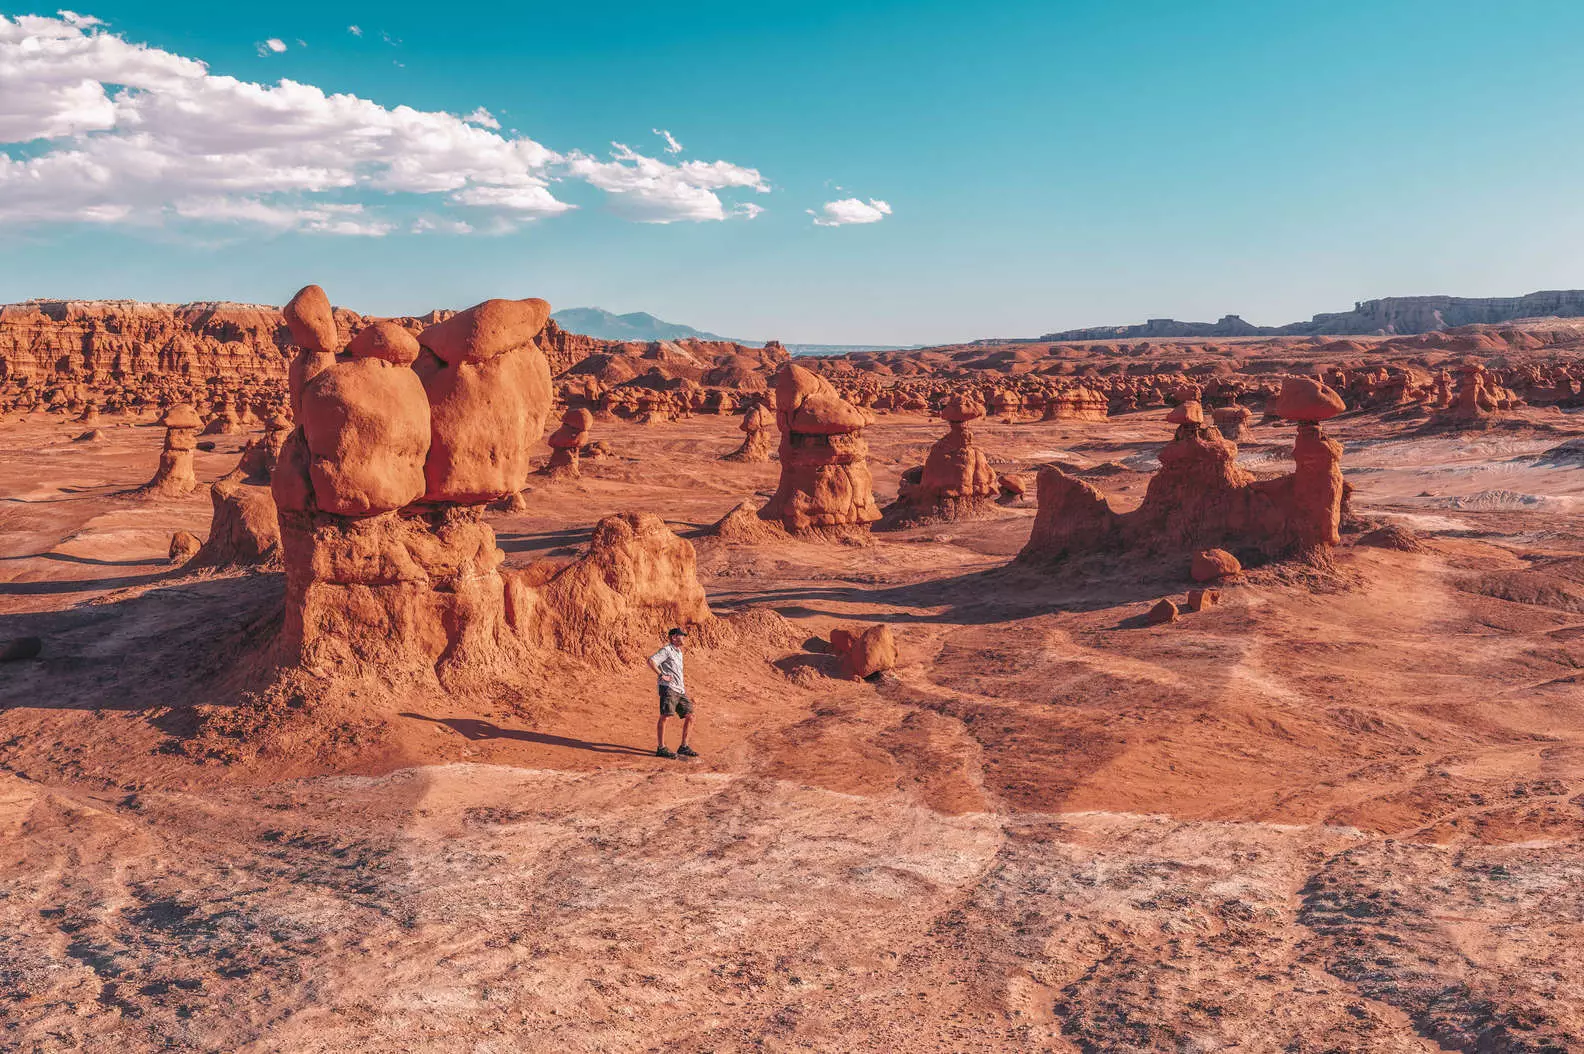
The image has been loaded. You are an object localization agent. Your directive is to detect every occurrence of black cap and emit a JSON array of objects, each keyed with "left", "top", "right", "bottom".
[{"left": 668, "top": 627, "right": 687, "bottom": 637}]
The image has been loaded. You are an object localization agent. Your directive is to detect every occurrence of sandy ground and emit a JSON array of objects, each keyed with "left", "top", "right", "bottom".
[{"left": 2, "top": 407, "right": 1584, "bottom": 1052}]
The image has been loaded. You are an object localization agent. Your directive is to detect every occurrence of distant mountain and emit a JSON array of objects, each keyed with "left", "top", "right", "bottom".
[
  {"left": 550, "top": 307, "right": 737, "bottom": 343},
  {"left": 550, "top": 307, "right": 919, "bottom": 357},
  {"left": 1038, "top": 290, "right": 1584, "bottom": 341}
]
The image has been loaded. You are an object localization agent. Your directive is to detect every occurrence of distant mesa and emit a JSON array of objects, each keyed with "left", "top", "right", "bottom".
[{"left": 1036, "top": 290, "right": 1584, "bottom": 341}]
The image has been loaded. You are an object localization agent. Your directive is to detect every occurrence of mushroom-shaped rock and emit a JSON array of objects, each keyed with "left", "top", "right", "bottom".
[
  {"left": 1191, "top": 548, "right": 1242, "bottom": 582},
  {"left": 283, "top": 284, "right": 341, "bottom": 353},
  {"left": 1274, "top": 377, "right": 1346, "bottom": 422},
  {"left": 830, "top": 624, "right": 897, "bottom": 681},
  {"left": 544, "top": 407, "right": 594, "bottom": 479},
  {"left": 347, "top": 321, "right": 421, "bottom": 365},
  {"left": 723, "top": 402, "right": 775, "bottom": 462},
  {"left": 161, "top": 403, "right": 201, "bottom": 430},
  {"left": 760, "top": 364, "right": 880, "bottom": 534},
  {"left": 1165, "top": 400, "right": 1204, "bottom": 426},
  {"left": 297, "top": 359, "right": 431, "bottom": 516},
  {"left": 940, "top": 393, "right": 986, "bottom": 424}
]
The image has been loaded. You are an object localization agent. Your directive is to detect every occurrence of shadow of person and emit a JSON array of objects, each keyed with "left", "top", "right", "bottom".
[{"left": 398, "top": 713, "right": 654, "bottom": 757}]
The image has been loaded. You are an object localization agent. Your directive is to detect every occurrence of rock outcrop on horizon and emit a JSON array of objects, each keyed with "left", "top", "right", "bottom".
[{"left": 1037, "top": 289, "right": 1584, "bottom": 341}]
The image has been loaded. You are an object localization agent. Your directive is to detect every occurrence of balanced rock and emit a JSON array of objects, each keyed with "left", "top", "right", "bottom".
[
  {"left": 723, "top": 401, "right": 775, "bottom": 463},
  {"left": 885, "top": 393, "right": 997, "bottom": 525},
  {"left": 758, "top": 364, "right": 880, "bottom": 535},
  {"left": 544, "top": 407, "right": 594, "bottom": 480},
  {"left": 138, "top": 403, "right": 202, "bottom": 497}
]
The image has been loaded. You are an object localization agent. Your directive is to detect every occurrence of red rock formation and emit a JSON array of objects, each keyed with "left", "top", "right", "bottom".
[
  {"left": 270, "top": 286, "right": 718, "bottom": 687},
  {"left": 722, "top": 401, "right": 774, "bottom": 463},
  {"left": 1020, "top": 377, "right": 1347, "bottom": 565},
  {"left": 758, "top": 364, "right": 880, "bottom": 536},
  {"left": 138, "top": 403, "right": 201, "bottom": 497},
  {"left": 544, "top": 407, "right": 594, "bottom": 479},
  {"left": 830, "top": 624, "right": 897, "bottom": 680},
  {"left": 885, "top": 393, "right": 997, "bottom": 525}
]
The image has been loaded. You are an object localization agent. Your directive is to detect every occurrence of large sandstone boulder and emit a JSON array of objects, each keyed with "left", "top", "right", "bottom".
[
  {"left": 416, "top": 299, "right": 554, "bottom": 504},
  {"left": 296, "top": 358, "right": 431, "bottom": 516}
]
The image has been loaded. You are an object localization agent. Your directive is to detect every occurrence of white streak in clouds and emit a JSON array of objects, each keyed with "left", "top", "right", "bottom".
[
  {"left": 652, "top": 128, "right": 682, "bottom": 154},
  {"left": 0, "top": 13, "right": 772, "bottom": 235},
  {"left": 808, "top": 197, "right": 892, "bottom": 227},
  {"left": 256, "top": 37, "right": 286, "bottom": 57},
  {"left": 347, "top": 24, "right": 362, "bottom": 37}
]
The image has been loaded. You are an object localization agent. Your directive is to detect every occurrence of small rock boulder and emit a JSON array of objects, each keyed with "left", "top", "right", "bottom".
[
  {"left": 1191, "top": 548, "right": 1242, "bottom": 582},
  {"left": 829, "top": 624, "right": 896, "bottom": 680}
]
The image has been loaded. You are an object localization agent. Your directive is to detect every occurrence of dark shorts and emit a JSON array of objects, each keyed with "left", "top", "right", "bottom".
[{"left": 659, "top": 686, "right": 693, "bottom": 718}]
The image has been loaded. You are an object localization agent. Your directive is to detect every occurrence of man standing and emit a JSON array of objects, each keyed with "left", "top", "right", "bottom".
[{"left": 648, "top": 627, "right": 698, "bottom": 759}]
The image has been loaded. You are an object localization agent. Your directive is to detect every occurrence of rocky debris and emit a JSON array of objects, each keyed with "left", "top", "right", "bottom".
[
  {"left": 723, "top": 400, "right": 775, "bottom": 462},
  {"left": 1021, "top": 377, "right": 1348, "bottom": 565},
  {"left": 544, "top": 408, "right": 593, "bottom": 480},
  {"left": 1145, "top": 598, "right": 1179, "bottom": 625},
  {"left": 168, "top": 530, "right": 202, "bottom": 564},
  {"left": 884, "top": 393, "right": 998, "bottom": 526},
  {"left": 137, "top": 403, "right": 202, "bottom": 497},
  {"left": 1192, "top": 548, "right": 1242, "bottom": 582},
  {"left": 1184, "top": 588, "right": 1219, "bottom": 612},
  {"left": 757, "top": 364, "right": 880, "bottom": 536},
  {"left": 830, "top": 623, "right": 897, "bottom": 680}
]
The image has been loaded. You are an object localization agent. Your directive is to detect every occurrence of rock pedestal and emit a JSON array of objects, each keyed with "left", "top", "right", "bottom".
[
  {"left": 723, "top": 402, "right": 775, "bottom": 462},
  {"left": 885, "top": 393, "right": 997, "bottom": 525},
  {"left": 139, "top": 403, "right": 201, "bottom": 496},
  {"left": 758, "top": 364, "right": 880, "bottom": 535},
  {"left": 544, "top": 408, "right": 593, "bottom": 479}
]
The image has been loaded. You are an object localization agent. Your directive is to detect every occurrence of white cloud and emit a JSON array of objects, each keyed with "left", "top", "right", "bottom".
[
  {"left": 652, "top": 127, "right": 682, "bottom": 154},
  {"left": 256, "top": 37, "right": 287, "bottom": 57},
  {"left": 412, "top": 216, "right": 474, "bottom": 234},
  {"left": 347, "top": 24, "right": 362, "bottom": 36},
  {"left": 0, "top": 13, "right": 771, "bottom": 234},
  {"left": 808, "top": 197, "right": 892, "bottom": 227},
  {"left": 565, "top": 142, "right": 768, "bottom": 223}
]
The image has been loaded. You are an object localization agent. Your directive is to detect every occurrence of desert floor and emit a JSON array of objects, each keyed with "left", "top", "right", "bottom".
[{"left": 3, "top": 408, "right": 1584, "bottom": 1052}]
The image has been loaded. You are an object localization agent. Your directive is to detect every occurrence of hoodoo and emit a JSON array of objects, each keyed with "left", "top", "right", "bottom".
[
  {"left": 137, "top": 403, "right": 201, "bottom": 497},
  {"left": 757, "top": 363, "right": 880, "bottom": 535},
  {"left": 1020, "top": 376, "right": 1348, "bottom": 565},
  {"left": 885, "top": 392, "right": 998, "bottom": 525},
  {"left": 268, "top": 285, "right": 715, "bottom": 686},
  {"left": 544, "top": 407, "right": 594, "bottom": 480},
  {"left": 723, "top": 399, "right": 775, "bottom": 462}
]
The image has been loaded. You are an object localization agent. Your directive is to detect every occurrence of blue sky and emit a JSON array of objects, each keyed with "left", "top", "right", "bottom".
[{"left": 4, "top": 1, "right": 1584, "bottom": 343}]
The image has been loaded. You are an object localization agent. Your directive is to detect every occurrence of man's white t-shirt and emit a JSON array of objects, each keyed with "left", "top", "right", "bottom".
[{"left": 651, "top": 644, "right": 686, "bottom": 695}]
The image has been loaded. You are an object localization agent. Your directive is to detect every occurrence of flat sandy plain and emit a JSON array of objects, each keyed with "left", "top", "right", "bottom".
[{"left": 3, "top": 407, "right": 1584, "bottom": 1052}]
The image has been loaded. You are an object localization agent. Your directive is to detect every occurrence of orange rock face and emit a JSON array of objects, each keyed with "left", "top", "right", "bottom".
[
  {"left": 417, "top": 303, "right": 554, "bottom": 504},
  {"left": 296, "top": 358, "right": 431, "bottom": 517},
  {"left": 723, "top": 401, "right": 775, "bottom": 463}
]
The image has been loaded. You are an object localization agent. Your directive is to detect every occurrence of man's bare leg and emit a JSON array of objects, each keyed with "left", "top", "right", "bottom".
[
  {"left": 679, "top": 713, "right": 693, "bottom": 750},
  {"left": 656, "top": 714, "right": 668, "bottom": 751}
]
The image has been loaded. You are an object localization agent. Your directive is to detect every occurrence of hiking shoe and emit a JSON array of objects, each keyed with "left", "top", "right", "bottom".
[
  {"left": 677, "top": 745, "right": 698, "bottom": 758},
  {"left": 656, "top": 746, "right": 676, "bottom": 759}
]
